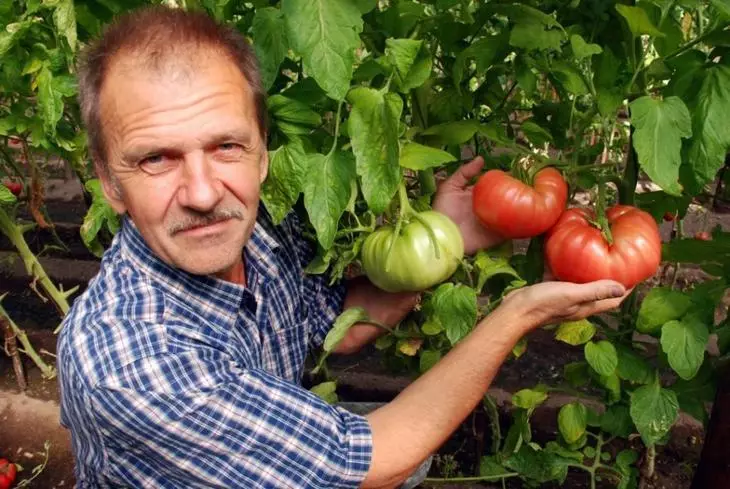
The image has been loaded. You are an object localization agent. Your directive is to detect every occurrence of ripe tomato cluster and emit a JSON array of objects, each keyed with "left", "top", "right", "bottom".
[
  {"left": 0, "top": 458, "right": 16, "bottom": 489},
  {"left": 472, "top": 168, "right": 662, "bottom": 288}
]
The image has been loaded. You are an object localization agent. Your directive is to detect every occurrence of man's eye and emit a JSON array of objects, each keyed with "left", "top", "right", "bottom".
[
  {"left": 218, "top": 143, "right": 241, "bottom": 152},
  {"left": 141, "top": 154, "right": 163, "bottom": 165},
  {"left": 139, "top": 154, "right": 176, "bottom": 175}
]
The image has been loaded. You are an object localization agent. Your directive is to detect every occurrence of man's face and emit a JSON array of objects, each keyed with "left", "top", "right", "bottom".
[{"left": 98, "top": 51, "right": 267, "bottom": 280}]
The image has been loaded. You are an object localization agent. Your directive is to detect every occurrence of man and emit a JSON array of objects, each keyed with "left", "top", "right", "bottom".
[{"left": 57, "top": 6, "right": 628, "bottom": 489}]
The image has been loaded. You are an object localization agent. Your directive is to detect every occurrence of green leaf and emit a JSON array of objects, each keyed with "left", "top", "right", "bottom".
[
  {"left": 521, "top": 120, "right": 553, "bottom": 146},
  {"left": 684, "top": 65, "right": 730, "bottom": 190},
  {"left": 323, "top": 307, "right": 369, "bottom": 351},
  {"left": 453, "top": 34, "right": 506, "bottom": 86},
  {"left": 616, "top": 345, "right": 654, "bottom": 385},
  {"left": 252, "top": 8, "right": 289, "bottom": 90},
  {"left": 80, "top": 179, "right": 119, "bottom": 257},
  {"left": 564, "top": 362, "right": 591, "bottom": 387},
  {"left": 660, "top": 315, "right": 709, "bottom": 380},
  {"left": 432, "top": 283, "right": 478, "bottom": 345},
  {"left": 550, "top": 60, "right": 588, "bottom": 95},
  {"left": 636, "top": 287, "right": 693, "bottom": 334},
  {"left": 261, "top": 140, "right": 308, "bottom": 224},
  {"left": 310, "top": 381, "right": 338, "bottom": 404},
  {"left": 282, "top": 0, "right": 363, "bottom": 101},
  {"left": 502, "top": 445, "right": 570, "bottom": 484},
  {"left": 395, "top": 42, "right": 432, "bottom": 92},
  {"left": 558, "top": 402, "right": 587, "bottom": 444},
  {"left": 630, "top": 96, "right": 692, "bottom": 196},
  {"left": 0, "top": 185, "right": 17, "bottom": 206},
  {"left": 510, "top": 23, "right": 565, "bottom": 52},
  {"left": 601, "top": 404, "right": 634, "bottom": 438},
  {"left": 53, "top": 0, "right": 77, "bottom": 52},
  {"left": 303, "top": 150, "right": 356, "bottom": 249},
  {"left": 399, "top": 142, "right": 456, "bottom": 170},
  {"left": 570, "top": 34, "right": 602, "bottom": 59},
  {"left": 474, "top": 251, "right": 524, "bottom": 291},
  {"left": 36, "top": 66, "right": 64, "bottom": 138},
  {"left": 630, "top": 378, "right": 679, "bottom": 445},
  {"left": 490, "top": 3, "right": 562, "bottom": 28},
  {"left": 584, "top": 340, "right": 618, "bottom": 376},
  {"left": 710, "top": 0, "right": 730, "bottom": 17},
  {"left": 347, "top": 87, "right": 403, "bottom": 214},
  {"left": 384, "top": 38, "right": 421, "bottom": 80},
  {"left": 616, "top": 449, "right": 639, "bottom": 468},
  {"left": 512, "top": 337, "right": 528, "bottom": 358},
  {"left": 0, "top": 21, "right": 31, "bottom": 57},
  {"left": 555, "top": 319, "right": 596, "bottom": 346},
  {"left": 512, "top": 388, "right": 548, "bottom": 410},
  {"left": 421, "top": 319, "right": 443, "bottom": 336},
  {"left": 479, "top": 456, "right": 512, "bottom": 477},
  {"left": 268, "top": 95, "right": 322, "bottom": 127},
  {"left": 419, "top": 349, "right": 441, "bottom": 373},
  {"left": 615, "top": 4, "right": 665, "bottom": 37},
  {"left": 421, "top": 120, "right": 482, "bottom": 145}
]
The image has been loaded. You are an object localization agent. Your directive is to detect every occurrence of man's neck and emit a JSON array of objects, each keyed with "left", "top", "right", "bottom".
[{"left": 214, "top": 259, "right": 246, "bottom": 286}]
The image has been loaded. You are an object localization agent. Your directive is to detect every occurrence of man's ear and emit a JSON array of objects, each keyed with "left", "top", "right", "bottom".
[
  {"left": 258, "top": 148, "right": 269, "bottom": 184},
  {"left": 96, "top": 164, "right": 127, "bottom": 215}
]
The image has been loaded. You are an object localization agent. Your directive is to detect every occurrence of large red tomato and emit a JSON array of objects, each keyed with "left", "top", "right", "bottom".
[
  {"left": 545, "top": 205, "right": 662, "bottom": 288},
  {"left": 472, "top": 167, "right": 568, "bottom": 238}
]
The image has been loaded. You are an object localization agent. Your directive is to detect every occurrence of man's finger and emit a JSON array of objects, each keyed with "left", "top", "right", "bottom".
[{"left": 442, "top": 156, "right": 484, "bottom": 190}]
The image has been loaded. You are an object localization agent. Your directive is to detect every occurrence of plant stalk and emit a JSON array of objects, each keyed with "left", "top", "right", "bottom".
[{"left": 0, "top": 300, "right": 56, "bottom": 379}]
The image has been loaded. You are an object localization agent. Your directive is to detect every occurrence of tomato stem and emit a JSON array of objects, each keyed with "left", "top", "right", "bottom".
[
  {"left": 411, "top": 212, "right": 441, "bottom": 260},
  {"left": 595, "top": 180, "right": 613, "bottom": 245}
]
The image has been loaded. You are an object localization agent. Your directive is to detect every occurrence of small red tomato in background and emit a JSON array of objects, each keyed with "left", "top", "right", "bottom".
[
  {"left": 545, "top": 205, "right": 662, "bottom": 288},
  {"left": 0, "top": 458, "right": 16, "bottom": 489},
  {"left": 472, "top": 167, "right": 568, "bottom": 239},
  {"left": 694, "top": 231, "right": 711, "bottom": 241},
  {"left": 663, "top": 211, "right": 676, "bottom": 221},
  {"left": 2, "top": 181, "right": 22, "bottom": 196}
]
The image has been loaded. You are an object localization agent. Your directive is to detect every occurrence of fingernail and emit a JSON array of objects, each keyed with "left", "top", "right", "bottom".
[{"left": 611, "top": 286, "right": 625, "bottom": 297}]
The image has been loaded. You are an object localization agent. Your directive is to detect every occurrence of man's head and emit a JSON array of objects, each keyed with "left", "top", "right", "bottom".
[{"left": 77, "top": 6, "right": 269, "bottom": 281}]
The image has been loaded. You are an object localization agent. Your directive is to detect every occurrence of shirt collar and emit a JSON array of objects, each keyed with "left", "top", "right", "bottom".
[{"left": 118, "top": 206, "right": 281, "bottom": 320}]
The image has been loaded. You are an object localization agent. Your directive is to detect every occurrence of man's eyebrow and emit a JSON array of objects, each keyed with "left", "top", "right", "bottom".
[{"left": 206, "top": 130, "right": 253, "bottom": 146}]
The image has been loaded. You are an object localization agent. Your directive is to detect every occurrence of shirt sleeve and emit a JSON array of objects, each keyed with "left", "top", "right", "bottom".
[
  {"left": 287, "top": 212, "right": 348, "bottom": 349},
  {"left": 91, "top": 349, "right": 372, "bottom": 488}
]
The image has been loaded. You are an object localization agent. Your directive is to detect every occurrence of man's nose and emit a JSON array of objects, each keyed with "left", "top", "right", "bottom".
[{"left": 177, "top": 152, "right": 224, "bottom": 212}]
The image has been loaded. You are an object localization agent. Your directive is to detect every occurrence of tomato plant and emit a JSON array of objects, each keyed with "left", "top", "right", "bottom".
[
  {"left": 473, "top": 167, "right": 568, "bottom": 239},
  {"left": 1, "top": 0, "right": 730, "bottom": 487},
  {"left": 546, "top": 205, "right": 662, "bottom": 288}
]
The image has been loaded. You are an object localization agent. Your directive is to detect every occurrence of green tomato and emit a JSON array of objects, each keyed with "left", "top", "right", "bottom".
[{"left": 361, "top": 210, "right": 465, "bottom": 292}]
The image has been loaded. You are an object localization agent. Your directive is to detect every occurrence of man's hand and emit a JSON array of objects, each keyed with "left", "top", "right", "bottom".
[
  {"left": 432, "top": 156, "right": 503, "bottom": 254},
  {"left": 501, "top": 279, "right": 629, "bottom": 330}
]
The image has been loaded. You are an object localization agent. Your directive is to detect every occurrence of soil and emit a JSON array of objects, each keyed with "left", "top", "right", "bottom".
[{"left": 1, "top": 179, "right": 729, "bottom": 488}]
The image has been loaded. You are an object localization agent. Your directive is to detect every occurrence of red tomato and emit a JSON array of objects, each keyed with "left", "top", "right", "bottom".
[
  {"left": 545, "top": 205, "right": 662, "bottom": 288},
  {"left": 0, "top": 459, "right": 16, "bottom": 489},
  {"left": 663, "top": 212, "right": 676, "bottom": 221},
  {"left": 472, "top": 167, "right": 568, "bottom": 239},
  {"left": 694, "top": 231, "right": 711, "bottom": 241},
  {"left": 2, "top": 181, "right": 21, "bottom": 196}
]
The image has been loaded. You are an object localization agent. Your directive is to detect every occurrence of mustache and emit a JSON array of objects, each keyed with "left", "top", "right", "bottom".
[{"left": 168, "top": 208, "right": 244, "bottom": 235}]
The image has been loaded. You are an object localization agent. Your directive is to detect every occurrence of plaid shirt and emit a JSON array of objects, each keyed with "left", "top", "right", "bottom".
[{"left": 57, "top": 208, "right": 373, "bottom": 488}]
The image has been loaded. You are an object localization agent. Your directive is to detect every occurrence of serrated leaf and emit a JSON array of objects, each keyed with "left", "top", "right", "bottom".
[
  {"left": 630, "top": 96, "right": 691, "bottom": 196},
  {"left": 636, "top": 287, "right": 693, "bottom": 334},
  {"left": 347, "top": 87, "right": 403, "bottom": 214},
  {"left": 0, "top": 20, "right": 31, "bottom": 57},
  {"left": 474, "top": 251, "right": 524, "bottom": 291},
  {"left": 479, "top": 456, "right": 512, "bottom": 477},
  {"left": 323, "top": 307, "right": 368, "bottom": 352},
  {"left": 303, "top": 150, "right": 356, "bottom": 249},
  {"left": 432, "top": 283, "right": 478, "bottom": 345},
  {"left": 558, "top": 402, "right": 587, "bottom": 444},
  {"left": 661, "top": 316, "right": 709, "bottom": 380},
  {"left": 36, "top": 66, "right": 64, "bottom": 138},
  {"left": 282, "top": 0, "right": 363, "bottom": 100},
  {"left": 53, "top": 0, "right": 77, "bottom": 52},
  {"left": 570, "top": 34, "right": 602, "bottom": 59},
  {"left": 512, "top": 388, "right": 548, "bottom": 410},
  {"left": 252, "top": 8, "right": 289, "bottom": 90},
  {"left": 585, "top": 340, "right": 618, "bottom": 376},
  {"left": 615, "top": 4, "right": 665, "bottom": 37},
  {"left": 684, "top": 65, "right": 730, "bottom": 191},
  {"left": 555, "top": 320, "right": 596, "bottom": 346},
  {"left": 261, "top": 140, "right": 308, "bottom": 224},
  {"left": 80, "top": 180, "right": 119, "bottom": 258},
  {"left": 399, "top": 142, "right": 455, "bottom": 170},
  {"left": 396, "top": 42, "right": 432, "bottom": 92},
  {"left": 268, "top": 95, "right": 322, "bottom": 127},
  {"left": 630, "top": 379, "right": 679, "bottom": 445},
  {"left": 502, "top": 444, "right": 570, "bottom": 484}
]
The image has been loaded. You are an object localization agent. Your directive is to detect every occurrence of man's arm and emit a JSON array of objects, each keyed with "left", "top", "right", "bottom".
[{"left": 360, "top": 280, "right": 628, "bottom": 489}]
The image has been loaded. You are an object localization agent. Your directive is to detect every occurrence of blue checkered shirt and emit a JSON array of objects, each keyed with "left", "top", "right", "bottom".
[{"left": 57, "top": 208, "right": 373, "bottom": 488}]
